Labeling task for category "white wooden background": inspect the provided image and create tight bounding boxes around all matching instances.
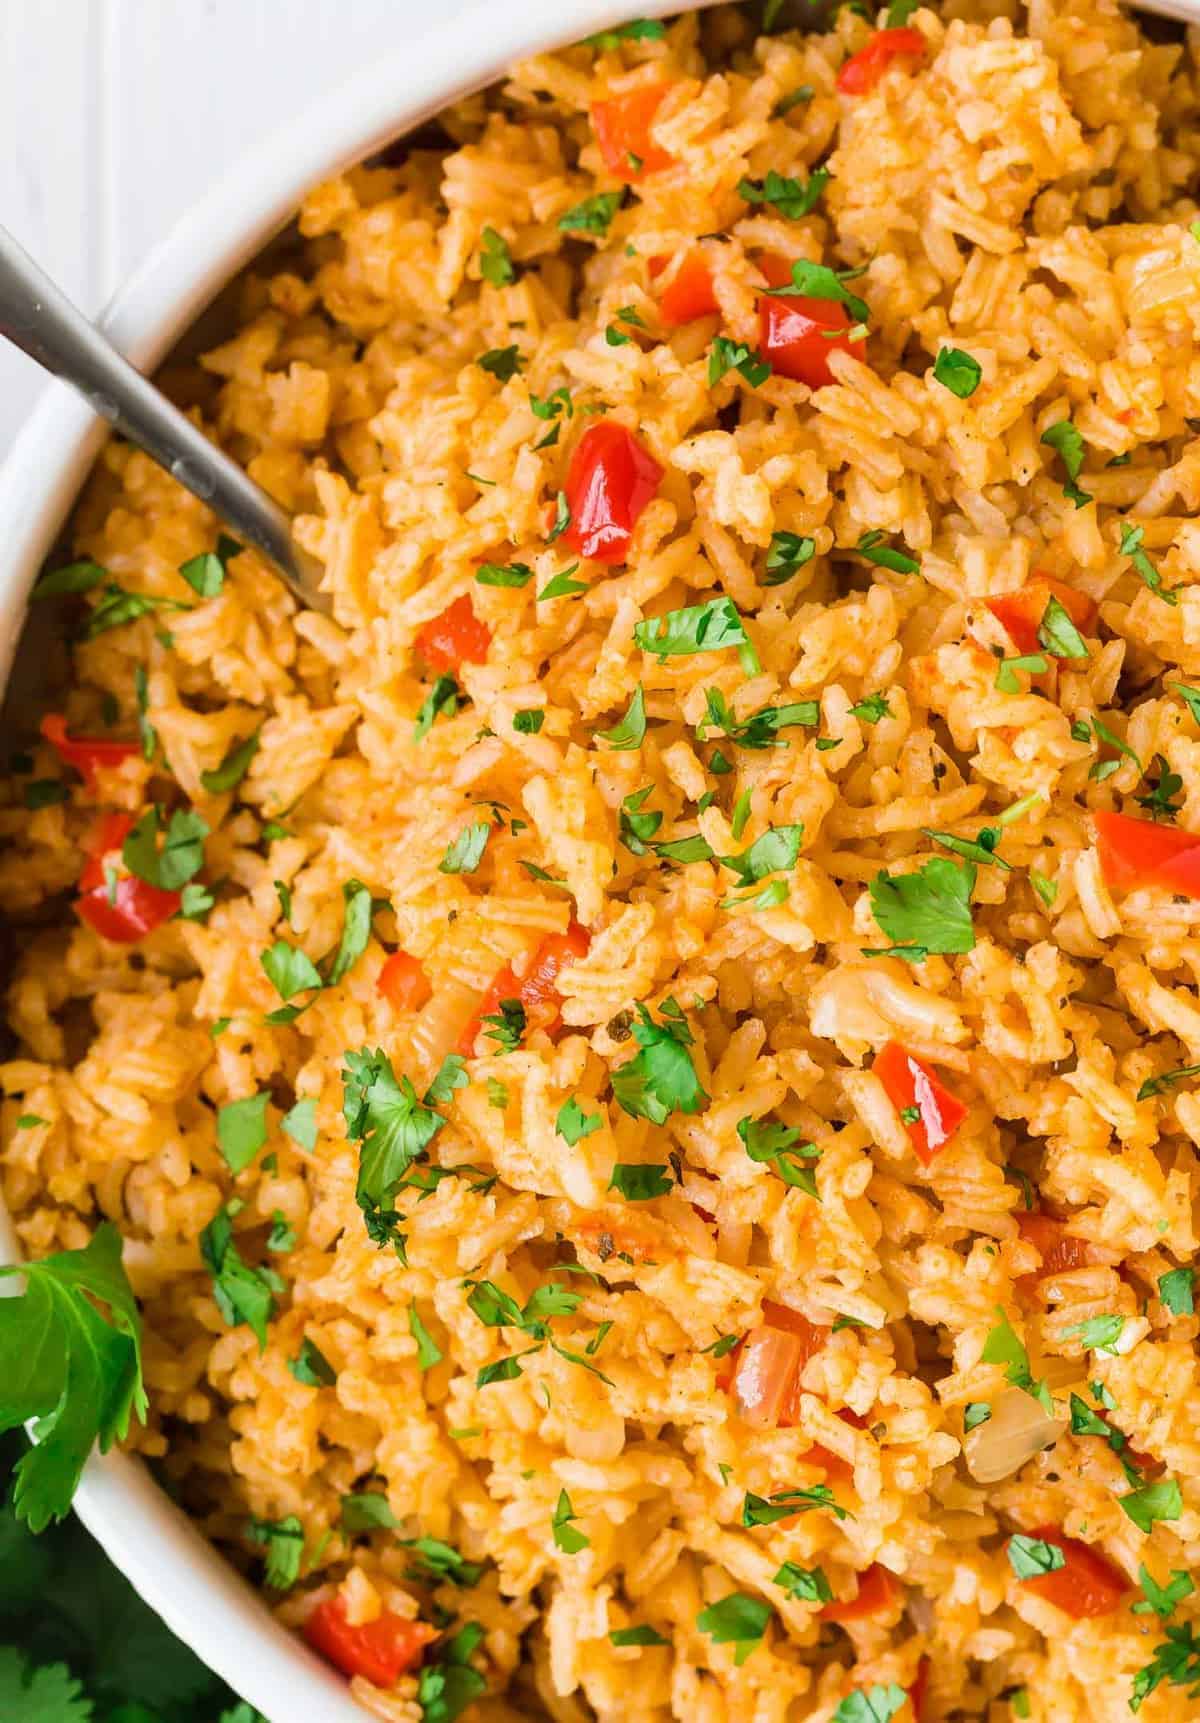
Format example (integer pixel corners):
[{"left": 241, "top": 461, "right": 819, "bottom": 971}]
[{"left": 0, "top": 0, "right": 474, "bottom": 456}]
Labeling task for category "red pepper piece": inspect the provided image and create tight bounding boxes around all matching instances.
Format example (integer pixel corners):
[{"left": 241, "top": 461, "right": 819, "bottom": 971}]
[
  {"left": 874, "top": 1041, "right": 966, "bottom": 1164},
  {"left": 591, "top": 81, "right": 675, "bottom": 181},
  {"left": 76, "top": 812, "right": 180, "bottom": 943},
  {"left": 41, "top": 713, "right": 139, "bottom": 788},
  {"left": 415, "top": 596, "right": 491, "bottom": 673},
  {"left": 303, "top": 1594, "right": 437, "bottom": 1687},
  {"left": 836, "top": 27, "right": 927, "bottom": 96},
  {"left": 562, "top": 423, "right": 663, "bottom": 564}
]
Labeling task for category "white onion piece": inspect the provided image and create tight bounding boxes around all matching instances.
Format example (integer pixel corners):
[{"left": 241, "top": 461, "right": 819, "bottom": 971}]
[{"left": 964, "top": 1386, "right": 1067, "bottom": 1484}]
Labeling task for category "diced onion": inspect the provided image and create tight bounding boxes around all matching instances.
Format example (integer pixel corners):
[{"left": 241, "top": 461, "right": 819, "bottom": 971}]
[{"left": 963, "top": 1387, "right": 1067, "bottom": 1484}]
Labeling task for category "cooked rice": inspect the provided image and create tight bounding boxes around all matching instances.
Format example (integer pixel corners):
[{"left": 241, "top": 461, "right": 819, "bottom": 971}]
[{"left": 3, "top": 3, "right": 1200, "bottom": 1719}]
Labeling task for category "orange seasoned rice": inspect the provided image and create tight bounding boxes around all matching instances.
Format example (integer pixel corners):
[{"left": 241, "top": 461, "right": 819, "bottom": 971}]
[{"left": 4, "top": 3, "right": 1200, "bottom": 1719}]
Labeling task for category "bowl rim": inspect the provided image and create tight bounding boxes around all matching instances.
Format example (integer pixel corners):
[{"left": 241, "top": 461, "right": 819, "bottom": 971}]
[{"left": 0, "top": 1, "right": 684, "bottom": 1717}]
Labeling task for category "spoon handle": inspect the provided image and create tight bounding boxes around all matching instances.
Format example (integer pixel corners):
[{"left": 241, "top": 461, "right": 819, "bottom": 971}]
[{"left": 0, "top": 223, "right": 328, "bottom": 612}]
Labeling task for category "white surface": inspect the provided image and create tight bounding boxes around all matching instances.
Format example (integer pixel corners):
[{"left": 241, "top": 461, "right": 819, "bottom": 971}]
[
  {"left": 0, "top": 5, "right": 696, "bottom": 1715},
  {"left": 0, "top": 0, "right": 460, "bottom": 457}
]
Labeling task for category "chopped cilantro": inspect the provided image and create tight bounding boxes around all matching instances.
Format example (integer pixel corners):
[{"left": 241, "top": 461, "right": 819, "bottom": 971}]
[
  {"left": 850, "top": 692, "right": 892, "bottom": 723},
  {"left": 1136, "top": 754, "right": 1183, "bottom": 821},
  {"left": 122, "top": 806, "right": 208, "bottom": 891},
  {"left": 598, "top": 684, "right": 646, "bottom": 749},
  {"left": 1120, "top": 522, "right": 1177, "bottom": 606},
  {"left": 414, "top": 674, "right": 460, "bottom": 741},
  {"left": 1159, "top": 1267, "right": 1195, "bottom": 1315},
  {"left": 995, "top": 652, "right": 1048, "bottom": 691},
  {"left": 764, "top": 531, "right": 816, "bottom": 584},
  {"left": 479, "top": 226, "right": 515, "bottom": 286},
  {"left": 764, "top": 258, "right": 869, "bottom": 324},
  {"left": 583, "top": 18, "right": 666, "bottom": 47},
  {"left": 537, "top": 565, "right": 587, "bottom": 600},
  {"left": 200, "top": 1206, "right": 282, "bottom": 1349},
  {"left": 557, "top": 1097, "right": 602, "bottom": 1144},
  {"left": 695, "top": 1592, "right": 772, "bottom": 1666},
  {"left": 1130, "top": 1622, "right": 1200, "bottom": 1711},
  {"left": 476, "top": 562, "right": 533, "bottom": 588},
  {"left": 178, "top": 535, "right": 240, "bottom": 599},
  {"left": 773, "top": 1561, "right": 833, "bottom": 1603},
  {"left": 288, "top": 1336, "right": 336, "bottom": 1387},
  {"left": 737, "top": 1115, "right": 821, "bottom": 1197},
  {"left": 1121, "top": 1477, "right": 1183, "bottom": 1534},
  {"left": 1138, "top": 1064, "right": 1200, "bottom": 1101},
  {"left": 439, "top": 821, "right": 491, "bottom": 874},
  {"left": 1040, "top": 419, "right": 1092, "bottom": 508},
  {"left": 1066, "top": 1314, "right": 1126, "bottom": 1354},
  {"left": 833, "top": 1686, "right": 907, "bottom": 1723},
  {"left": 610, "top": 1624, "right": 670, "bottom": 1646},
  {"left": 981, "top": 1308, "right": 1053, "bottom": 1413},
  {"left": 1037, "top": 594, "right": 1089, "bottom": 660},
  {"left": 552, "top": 1489, "right": 589, "bottom": 1553},
  {"left": 634, "top": 597, "right": 749, "bottom": 660},
  {"left": 558, "top": 190, "right": 626, "bottom": 236},
  {"left": 246, "top": 1515, "right": 303, "bottom": 1591},
  {"left": 1007, "top": 1533, "right": 1065, "bottom": 1579},
  {"left": 340, "top": 1492, "right": 399, "bottom": 1533},
  {"left": 932, "top": 346, "right": 982, "bottom": 398},
  {"left": 215, "top": 1091, "right": 270, "bottom": 1174},
  {"left": 1133, "top": 1565, "right": 1195, "bottom": 1620},
  {"left": 342, "top": 1047, "right": 446, "bottom": 1248},
  {"left": 738, "top": 167, "right": 829, "bottom": 219},
  {"left": 611, "top": 998, "right": 707, "bottom": 1123},
  {"left": 708, "top": 337, "right": 772, "bottom": 388},
  {"left": 260, "top": 940, "right": 322, "bottom": 1001},
  {"left": 856, "top": 530, "right": 919, "bottom": 574},
  {"left": 478, "top": 345, "right": 522, "bottom": 381},
  {"left": 866, "top": 855, "right": 976, "bottom": 961},
  {"left": 700, "top": 687, "right": 817, "bottom": 749},
  {"left": 742, "top": 1484, "right": 847, "bottom": 1527},
  {"left": 609, "top": 1162, "right": 673, "bottom": 1200}
]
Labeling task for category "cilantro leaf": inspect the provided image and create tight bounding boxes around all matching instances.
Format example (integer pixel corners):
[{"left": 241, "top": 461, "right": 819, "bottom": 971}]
[
  {"left": 552, "top": 1488, "right": 589, "bottom": 1553},
  {"left": 439, "top": 821, "right": 491, "bottom": 874},
  {"left": 634, "top": 598, "right": 749, "bottom": 660},
  {"left": 80, "top": 587, "right": 190, "bottom": 640},
  {"left": 1130, "top": 1622, "right": 1200, "bottom": 1711},
  {"left": 708, "top": 337, "right": 772, "bottom": 389},
  {"left": 31, "top": 558, "right": 107, "bottom": 599},
  {"left": 178, "top": 534, "right": 240, "bottom": 598},
  {"left": 414, "top": 674, "right": 460, "bottom": 740},
  {"left": 738, "top": 1115, "right": 820, "bottom": 1197},
  {"left": 612, "top": 999, "right": 707, "bottom": 1123},
  {"left": 416, "top": 1620, "right": 489, "bottom": 1722},
  {"left": 0, "top": 1226, "right": 146, "bottom": 1530},
  {"left": 995, "top": 652, "right": 1048, "bottom": 692},
  {"left": 479, "top": 226, "right": 515, "bottom": 286},
  {"left": 583, "top": 18, "right": 666, "bottom": 46},
  {"left": 122, "top": 807, "right": 208, "bottom": 891},
  {"left": 1159, "top": 1267, "right": 1195, "bottom": 1315},
  {"left": 764, "top": 531, "right": 816, "bottom": 585},
  {"left": 609, "top": 1162, "right": 673, "bottom": 1200},
  {"left": 850, "top": 692, "right": 892, "bottom": 723},
  {"left": 721, "top": 825, "right": 803, "bottom": 885},
  {"left": 738, "top": 167, "right": 829, "bottom": 219},
  {"left": 199, "top": 1207, "right": 281, "bottom": 1349},
  {"left": 773, "top": 1562, "right": 833, "bottom": 1603},
  {"left": 403, "top": 1534, "right": 484, "bottom": 1587},
  {"left": 1040, "top": 419, "right": 1092, "bottom": 508},
  {"left": 482, "top": 997, "right": 525, "bottom": 1052},
  {"left": 980, "top": 1307, "right": 1053, "bottom": 1413},
  {"left": 322, "top": 878, "right": 377, "bottom": 987},
  {"left": 478, "top": 345, "right": 522, "bottom": 381},
  {"left": 260, "top": 940, "right": 322, "bottom": 1001},
  {"left": 765, "top": 258, "right": 869, "bottom": 324},
  {"left": 856, "top": 530, "right": 919, "bottom": 574},
  {"left": 1137, "top": 1064, "right": 1200, "bottom": 1101},
  {"left": 409, "top": 1300, "right": 443, "bottom": 1371},
  {"left": 1133, "top": 1564, "right": 1195, "bottom": 1619},
  {"left": 0, "top": 1648, "right": 94, "bottom": 1722},
  {"left": 700, "top": 688, "right": 817, "bottom": 750},
  {"left": 288, "top": 1337, "right": 336, "bottom": 1387},
  {"left": 743, "top": 1484, "right": 845, "bottom": 1526},
  {"left": 932, "top": 346, "right": 982, "bottom": 398},
  {"left": 246, "top": 1515, "right": 303, "bottom": 1591},
  {"left": 558, "top": 190, "right": 626, "bottom": 236},
  {"left": 1066, "top": 1314, "right": 1126, "bottom": 1354},
  {"left": 1037, "top": 594, "right": 1089, "bottom": 660},
  {"left": 867, "top": 855, "right": 976, "bottom": 958},
  {"left": 598, "top": 684, "right": 646, "bottom": 750},
  {"left": 281, "top": 1097, "right": 317, "bottom": 1151},
  {"left": 695, "top": 1593, "right": 772, "bottom": 1666},
  {"left": 1120, "top": 522, "right": 1177, "bottom": 606},
  {"left": 215, "top": 1091, "right": 270, "bottom": 1174},
  {"left": 1007, "top": 1533, "right": 1065, "bottom": 1578},
  {"left": 537, "top": 565, "right": 587, "bottom": 601},
  {"left": 1121, "top": 1477, "right": 1183, "bottom": 1534},
  {"left": 342, "top": 1048, "right": 445, "bottom": 1245},
  {"left": 340, "top": 1492, "right": 399, "bottom": 1534},
  {"left": 610, "top": 1624, "right": 670, "bottom": 1646},
  {"left": 833, "top": 1685, "right": 908, "bottom": 1723},
  {"left": 557, "top": 1097, "right": 602, "bottom": 1144}
]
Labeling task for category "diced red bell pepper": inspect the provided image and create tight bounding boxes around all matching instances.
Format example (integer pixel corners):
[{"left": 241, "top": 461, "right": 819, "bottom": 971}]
[
  {"left": 1015, "top": 1210, "right": 1099, "bottom": 1285},
  {"left": 415, "top": 596, "right": 491, "bottom": 673},
  {"left": 76, "top": 812, "right": 180, "bottom": 943},
  {"left": 730, "top": 1300, "right": 827, "bottom": 1427},
  {"left": 41, "top": 713, "right": 139, "bottom": 789},
  {"left": 303, "top": 1594, "right": 438, "bottom": 1687},
  {"left": 821, "top": 1562, "right": 899, "bottom": 1623},
  {"left": 836, "top": 27, "right": 926, "bottom": 96},
  {"left": 1010, "top": 1526, "right": 1127, "bottom": 1618},
  {"left": 377, "top": 950, "right": 432, "bottom": 1013},
  {"left": 874, "top": 1041, "right": 966, "bottom": 1165},
  {"left": 758, "top": 255, "right": 861, "bottom": 389},
  {"left": 1094, "top": 810, "right": 1200, "bottom": 896},
  {"left": 591, "top": 80, "right": 675, "bottom": 181},
  {"left": 985, "top": 574, "right": 1096, "bottom": 657},
  {"left": 655, "top": 251, "right": 719, "bottom": 326},
  {"left": 908, "top": 1656, "right": 930, "bottom": 1723},
  {"left": 459, "top": 919, "right": 591, "bottom": 1054},
  {"left": 562, "top": 422, "right": 663, "bottom": 564}
]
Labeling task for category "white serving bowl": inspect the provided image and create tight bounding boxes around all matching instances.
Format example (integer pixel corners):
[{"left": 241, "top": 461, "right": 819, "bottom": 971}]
[
  {"left": 3, "top": 0, "right": 1200, "bottom": 1716},
  {"left": 0, "top": 3, "right": 687, "bottom": 1718}
]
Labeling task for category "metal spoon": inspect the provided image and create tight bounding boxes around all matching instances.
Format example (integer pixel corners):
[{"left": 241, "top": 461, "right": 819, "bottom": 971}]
[{"left": 0, "top": 223, "right": 328, "bottom": 613}]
